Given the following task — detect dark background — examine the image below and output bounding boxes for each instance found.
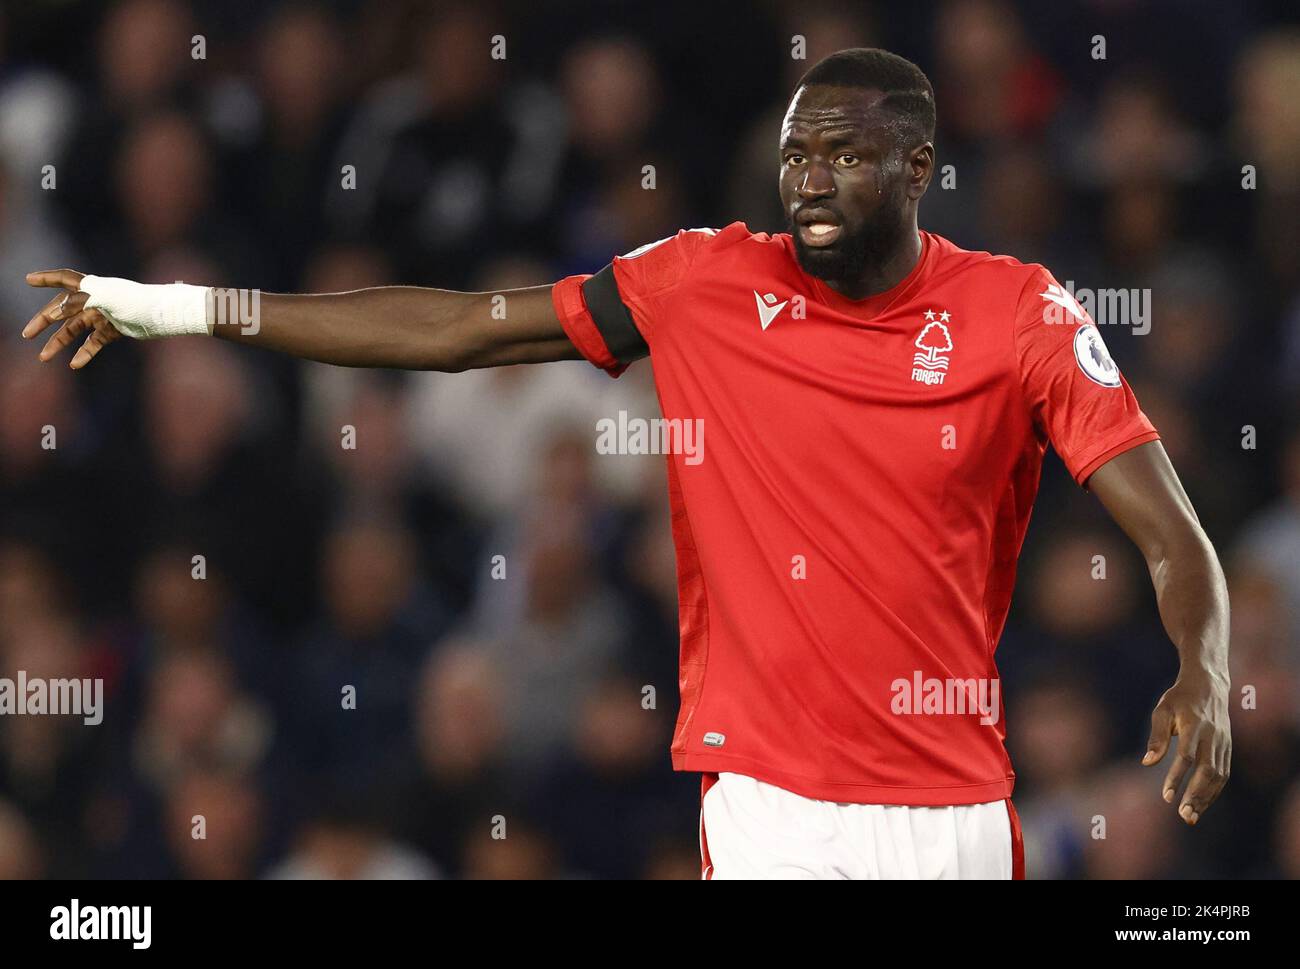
[0,0,1297,878]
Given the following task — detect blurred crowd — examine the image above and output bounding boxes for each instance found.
[0,0,1298,879]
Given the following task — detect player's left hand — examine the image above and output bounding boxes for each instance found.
[1142,669,1231,826]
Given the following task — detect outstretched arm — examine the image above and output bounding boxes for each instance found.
[22,269,582,371]
[1086,440,1231,826]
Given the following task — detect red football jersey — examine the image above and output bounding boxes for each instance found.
[551,223,1158,805]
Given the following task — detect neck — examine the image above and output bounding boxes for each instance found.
[825,225,923,301]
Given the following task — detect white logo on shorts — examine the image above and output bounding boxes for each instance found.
[702,731,726,748]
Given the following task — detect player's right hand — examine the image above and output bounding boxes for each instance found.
[22,269,125,370]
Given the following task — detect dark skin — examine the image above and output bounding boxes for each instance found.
[779,84,933,298]
[22,83,1229,825]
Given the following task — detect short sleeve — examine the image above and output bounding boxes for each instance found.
[549,227,717,378]
[1014,267,1160,488]
[551,272,628,377]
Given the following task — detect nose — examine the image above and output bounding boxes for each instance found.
[796,159,836,200]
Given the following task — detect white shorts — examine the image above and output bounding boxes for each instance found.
[699,772,1024,880]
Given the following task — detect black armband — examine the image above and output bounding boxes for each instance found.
[581,264,649,365]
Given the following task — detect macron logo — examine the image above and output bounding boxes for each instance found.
[1039,283,1086,322]
[754,291,789,330]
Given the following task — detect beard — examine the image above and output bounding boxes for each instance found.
[789,185,909,284]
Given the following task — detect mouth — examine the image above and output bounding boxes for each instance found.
[799,223,843,247]
[795,209,843,248]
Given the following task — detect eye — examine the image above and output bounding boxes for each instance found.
[784,154,805,166]
[835,153,859,167]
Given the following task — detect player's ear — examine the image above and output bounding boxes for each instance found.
[908,142,934,199]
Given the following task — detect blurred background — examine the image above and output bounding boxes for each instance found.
[0,0,1297,879]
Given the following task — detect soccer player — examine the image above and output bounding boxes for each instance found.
[22,48,1230,879]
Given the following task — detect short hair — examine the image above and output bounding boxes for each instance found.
[794,48,936,151]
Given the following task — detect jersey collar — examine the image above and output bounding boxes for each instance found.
[791,230,934,320]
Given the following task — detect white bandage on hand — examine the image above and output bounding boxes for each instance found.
[78,275,213,339]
